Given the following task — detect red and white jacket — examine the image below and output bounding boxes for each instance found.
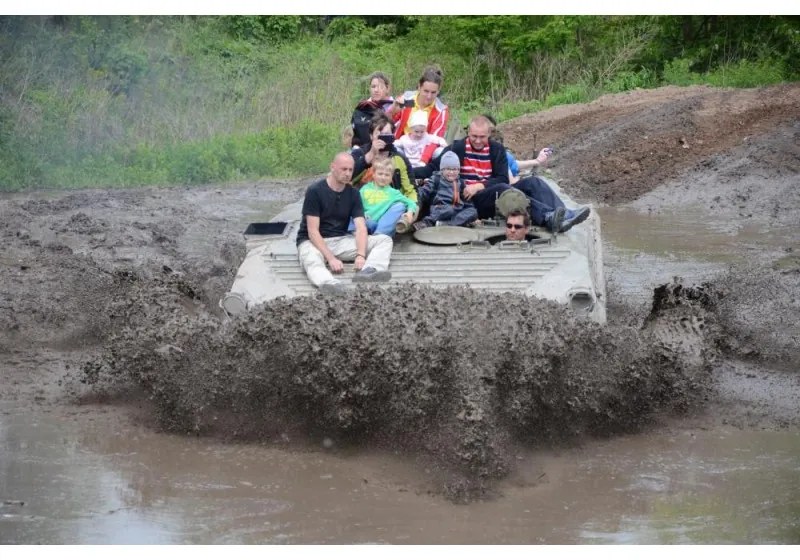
[393,90,449,140]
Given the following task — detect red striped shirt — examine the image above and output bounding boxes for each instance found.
[461,139,492,186]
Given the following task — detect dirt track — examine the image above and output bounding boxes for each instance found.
[1,84,799,501]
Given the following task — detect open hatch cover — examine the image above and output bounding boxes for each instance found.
[412,225,482,246]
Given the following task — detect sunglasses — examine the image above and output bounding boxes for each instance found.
[506,223,526,230]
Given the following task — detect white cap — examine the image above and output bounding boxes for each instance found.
[408,110,428,129]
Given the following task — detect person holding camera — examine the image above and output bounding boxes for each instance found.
[390,66,450,140]
[350,113,417,206]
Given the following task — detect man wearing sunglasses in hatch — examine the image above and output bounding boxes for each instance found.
[504,210,536,241]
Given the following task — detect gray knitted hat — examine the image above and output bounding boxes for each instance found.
[440,151,460,170]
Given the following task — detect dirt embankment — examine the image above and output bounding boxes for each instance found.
[1,85,798,500]
[503,83,800,213]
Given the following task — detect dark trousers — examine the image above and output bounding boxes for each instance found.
[470,184,512,219]
[425,204,479,226]
[514,176,566,226]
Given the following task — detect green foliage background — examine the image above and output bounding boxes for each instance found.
[1,15,797,191]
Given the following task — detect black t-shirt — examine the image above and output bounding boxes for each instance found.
[295,178,365,246]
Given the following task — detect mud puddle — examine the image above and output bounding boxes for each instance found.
[598,206,798,316]
[598,207,797,262]
[2,407,798,544]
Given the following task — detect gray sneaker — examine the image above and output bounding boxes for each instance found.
[320,281,347,295]
[545,207,566,233]
[395,217,412,234]
[559,206,591,233]
[352,266,392,283]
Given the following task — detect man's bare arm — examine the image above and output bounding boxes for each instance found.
[352,216,368,271]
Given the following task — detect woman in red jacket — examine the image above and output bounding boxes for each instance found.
[390,66,450,140]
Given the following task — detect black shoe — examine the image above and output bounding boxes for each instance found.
[559,206,590,233]
[352,267,392,283]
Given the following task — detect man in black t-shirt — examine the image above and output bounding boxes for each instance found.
[297,152,393,294]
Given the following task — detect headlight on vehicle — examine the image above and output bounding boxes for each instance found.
[569,290,595,314]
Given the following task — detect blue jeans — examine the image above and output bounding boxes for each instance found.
[348,202,407,237]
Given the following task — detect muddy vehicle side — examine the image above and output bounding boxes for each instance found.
[221,176,606,323]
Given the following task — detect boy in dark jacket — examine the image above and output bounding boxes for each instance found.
[413,151,478,230]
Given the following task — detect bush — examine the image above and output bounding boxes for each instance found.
[662,56,787,88]
[544,83,592,107]
[662,58,702,86]
[706,59,786,87]
[604,67,658,92]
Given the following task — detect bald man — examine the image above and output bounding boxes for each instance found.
[296,152,393,294]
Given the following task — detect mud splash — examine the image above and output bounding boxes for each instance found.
[713,259,800,369]
[78,278,723,502]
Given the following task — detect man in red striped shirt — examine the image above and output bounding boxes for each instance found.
[417,115,590,233]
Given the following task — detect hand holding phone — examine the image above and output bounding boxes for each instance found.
[377,133,394,151]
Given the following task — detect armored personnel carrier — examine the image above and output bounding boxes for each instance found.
[221,176,606,323]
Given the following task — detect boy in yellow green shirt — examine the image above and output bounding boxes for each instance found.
[349,158,417,237]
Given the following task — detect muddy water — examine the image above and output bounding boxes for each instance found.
[598,207,798,311]
[599,207,797,259]
[2,407,799,544]
[2,205,799,544]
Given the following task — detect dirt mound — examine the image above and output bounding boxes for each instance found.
[501,83,800,206]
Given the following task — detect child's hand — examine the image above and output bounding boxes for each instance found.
[403,211,415,223]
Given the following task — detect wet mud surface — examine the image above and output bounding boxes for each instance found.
[1,85,799,541]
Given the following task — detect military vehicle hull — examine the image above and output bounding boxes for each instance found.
[221,177,606,323]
